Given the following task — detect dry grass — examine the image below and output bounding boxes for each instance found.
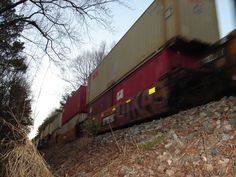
[1,140,54,177]
[0,117,54,177]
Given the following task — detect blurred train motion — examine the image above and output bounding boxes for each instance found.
[35,0,236,148]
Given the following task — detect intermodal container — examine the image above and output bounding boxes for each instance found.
[58,113,87,135]
[112,48,200,105]
[89,90,113,117]
[87,0,219,104]
[62,86,87,125]
[89,48,200,117]
[50,113,62,134]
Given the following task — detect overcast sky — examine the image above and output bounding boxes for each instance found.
[28,0,236,139]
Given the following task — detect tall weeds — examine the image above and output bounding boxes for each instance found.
[0,117,54,177]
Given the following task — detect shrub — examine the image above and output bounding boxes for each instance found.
[82,118,99,136]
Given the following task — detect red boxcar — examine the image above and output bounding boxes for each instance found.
[89,48,200,116]
[112,48,200,105]
[62,86,87,125]
[89,90,113,117]
[89,46,201,131]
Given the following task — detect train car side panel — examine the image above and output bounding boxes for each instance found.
[62,86,87,125]
[112,49,200,106]
[89,89,113,118]
[177,0,219,43]
[87,0,219,104]
[89,47,202,132]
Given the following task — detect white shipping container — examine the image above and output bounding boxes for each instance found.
[58,113,87,135]
[50,113,62,134]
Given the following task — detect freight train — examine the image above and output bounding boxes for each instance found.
[89,32,236,133]
[36,0,236,147]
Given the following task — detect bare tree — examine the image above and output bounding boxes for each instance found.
[61,41,108,91]
[0,0,124,61]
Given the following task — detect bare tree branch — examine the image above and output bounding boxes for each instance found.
[1,0,125,61]
[60,41,110,91]
[0,0,27,14]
